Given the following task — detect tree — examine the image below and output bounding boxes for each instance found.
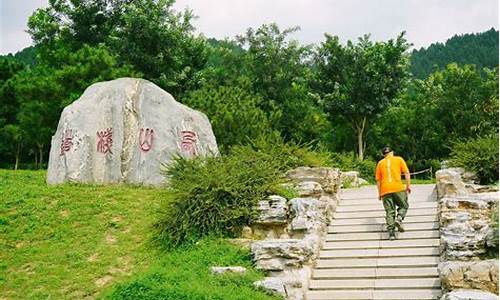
[411,28,499,79]
[209,23,331,145]
[183,84,273,152]
[11,45,137,168]
[369,64,498,169]
[314,33,410,160]
[27,0,208,98]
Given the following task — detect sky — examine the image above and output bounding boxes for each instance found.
[0,0,498,55]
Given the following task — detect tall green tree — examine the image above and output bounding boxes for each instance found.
[9,45,137,168]
[183,84,273,152]
[370,64,499,168]
[314,33,410,160]
[202,23,331,145]
[27,0,207,98]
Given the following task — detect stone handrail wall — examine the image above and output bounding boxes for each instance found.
[246,167,341,300]
[436,168,499,299]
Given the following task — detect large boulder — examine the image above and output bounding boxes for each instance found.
[47,78,218,186]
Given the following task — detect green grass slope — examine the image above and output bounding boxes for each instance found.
[0,170,278,300]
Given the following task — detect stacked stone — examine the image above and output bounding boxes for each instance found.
[248,167,341,300]
[436,169,499,300]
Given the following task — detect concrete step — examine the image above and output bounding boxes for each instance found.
[334,208,437,219]
[316,256,440,269]
[372,289,442,300]
[331,215,438,226]
[325,230,440,241]
[306,289,442,300]
[319,247,439,259]
[336,201,437,212]
[329,222,439,233]
[309,277,441,290]
[313,267,439,279]
[340,197,436,206]
[323,238,440,250]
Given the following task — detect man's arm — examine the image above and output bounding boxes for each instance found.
[404,171,411,194]
[376,180,382,201]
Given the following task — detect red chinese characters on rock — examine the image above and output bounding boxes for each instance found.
[139,128,154,152]
[60,129,73,156]
[180,130,198,156]
[96,128,113,154]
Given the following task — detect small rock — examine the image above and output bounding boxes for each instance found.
[251,239,314,271]
[296,181,323,197]
[254,195,288,225]
[254,278,286,296]
[210,266,247,275]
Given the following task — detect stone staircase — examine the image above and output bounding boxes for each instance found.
[306,184,442,300]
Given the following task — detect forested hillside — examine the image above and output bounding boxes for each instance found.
[410,28,498,78]
[0,0,497,177]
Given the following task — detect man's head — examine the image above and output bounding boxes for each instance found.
[382,146,393,156]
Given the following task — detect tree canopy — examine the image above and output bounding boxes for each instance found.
[0,0,498,175]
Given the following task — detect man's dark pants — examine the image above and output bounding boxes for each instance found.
[382,191,409,231]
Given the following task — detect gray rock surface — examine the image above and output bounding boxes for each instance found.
[47,78,218,186]
[296,181,323,197]
[254,195,288,225]
[439,192,499,260]
[289,198,323,231]
[254,277,287,296]
[340,171,368,187]
[436,169,468,198]
[251,239,314,271]
[286,167,341,194]
[439,260,499,294]
[440,289,499,300]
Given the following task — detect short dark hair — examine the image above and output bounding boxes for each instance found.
[382,146,392,155]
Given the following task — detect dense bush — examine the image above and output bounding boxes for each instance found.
[449,135,499,184]
[155,135,332,248]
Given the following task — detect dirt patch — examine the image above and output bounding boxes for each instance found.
[59,210,70,217]
[105,233,117,244]
[87,253,99,262]
[95,275,113,287]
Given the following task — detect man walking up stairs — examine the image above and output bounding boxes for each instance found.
[306,184,442,300]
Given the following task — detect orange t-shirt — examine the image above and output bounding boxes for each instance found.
[375,155,409,196]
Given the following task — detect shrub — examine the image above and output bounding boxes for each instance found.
[449,135,499,184]
[330,152,377,183]
[156,135,332,248]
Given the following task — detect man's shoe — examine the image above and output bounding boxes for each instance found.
[389,230,396,240]
[395,215,405,232]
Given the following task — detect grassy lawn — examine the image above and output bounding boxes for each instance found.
[0,170,278,300]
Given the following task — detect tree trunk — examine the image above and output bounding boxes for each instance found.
[35,150,39,170]
[355,117,367,160]
[14,143,20,170]
[38,144,44,169]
